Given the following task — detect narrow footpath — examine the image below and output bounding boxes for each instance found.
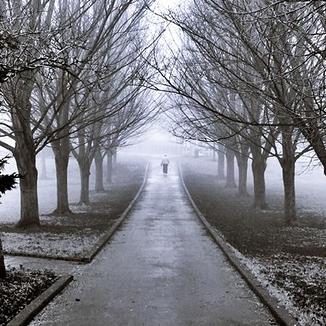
[30,160,276,326]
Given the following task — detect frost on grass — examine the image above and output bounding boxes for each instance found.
[0,267,56,325]
[182,159,326,326]
[70,203,93,214]
[229,245,326,326]
[0,230,101,258]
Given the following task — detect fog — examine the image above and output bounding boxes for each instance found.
[0,127,325,225]
[1,0,326,325]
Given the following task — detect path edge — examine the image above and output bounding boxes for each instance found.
[4,162,150,263]
[7,275,73,326]
[83,161,150,262]
[178,164,297,326]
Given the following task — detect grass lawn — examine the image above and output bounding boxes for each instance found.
[0,159,146,260]
[0,159,146,324]
[181,157,326,325]
[0,267,56,325]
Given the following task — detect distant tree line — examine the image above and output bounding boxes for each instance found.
[0,0,161,276]
[0,0,160,229]
[150,0,326,224]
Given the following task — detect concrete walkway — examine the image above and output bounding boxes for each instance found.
[30,160,276,326]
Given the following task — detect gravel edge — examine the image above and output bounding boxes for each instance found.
[178,164,298,326]
[7,275,73,326]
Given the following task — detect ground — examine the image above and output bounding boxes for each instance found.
[0,267,56,325]
[181,156,326,326]
[0,157,146,259]
[1,154,324,325]
[0,156,146,324]
[28,160,277,326]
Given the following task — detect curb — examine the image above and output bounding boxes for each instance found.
[7,275,73,326]
[178,164,297,326]
[4,251,88,263]
[83,162,150,262]
[4,162,150,264]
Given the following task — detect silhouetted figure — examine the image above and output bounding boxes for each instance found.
[161,154,170,174]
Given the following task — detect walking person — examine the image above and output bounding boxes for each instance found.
[161,154,170,175]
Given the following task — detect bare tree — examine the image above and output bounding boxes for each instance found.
[0,0,157,225]
[43,0,157,214]
[71,81,158,204]
[0,0,94,225]
[149,0,322,223]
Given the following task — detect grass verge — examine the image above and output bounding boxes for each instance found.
[0,160,146,261]
[181,158,326,325]
[0,268,56,325]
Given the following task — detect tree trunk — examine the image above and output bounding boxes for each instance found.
[281,129,296,224]
[11,71,39,227]
[95,150,104,192]
[251,156,267,209]
[51,140,71,215]
[225,148,236,188]
[236,154,249,196]
[0,239,5,278]
[217,143,225,180]
[106,151,113,184]
[54,152,71,214]
[14,146,40,227]
[78,161,91,205]
[212,149,216,161]
[282,160,296,224]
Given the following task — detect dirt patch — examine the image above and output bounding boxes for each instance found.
[0,268,56,325]
[181,158,326,325]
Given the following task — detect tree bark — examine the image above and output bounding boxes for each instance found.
[225,147,236,188]
[281,129,296,224]
[236,152,249,196]
[78,161,91,205]
[51,139,71,215]
[282,160,296,224]
[54,152,71,214]
[14,146,40,227]
[251,155,267,209]
[0,239,5,278]
[73,130,97,206]
[217,143,225,180]
[95,150,104,192]
[106,151,113,184]
[10,71,40,227]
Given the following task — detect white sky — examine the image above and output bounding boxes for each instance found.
[155,0,182,11]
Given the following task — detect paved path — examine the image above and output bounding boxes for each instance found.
[29,160,275,325]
